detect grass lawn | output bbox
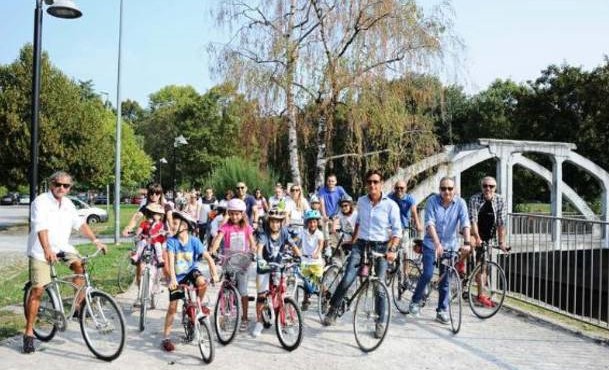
[0,242,134,340]
[90,204,139,236]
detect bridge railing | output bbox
[502,213,609,328]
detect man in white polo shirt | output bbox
[23,171,107,354]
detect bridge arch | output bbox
[384,139,609,225]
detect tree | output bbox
[211,0,322,186]
[0,45,152,190]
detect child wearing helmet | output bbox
[162,211,219,352]
[252,207,299,337]
[210,198,256,332]
[299,209,325,310]
[337,194,358,259]
[131,203,167,266]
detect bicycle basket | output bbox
[224,253,252,274]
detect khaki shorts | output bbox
[29,253,81,287]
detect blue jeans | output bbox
[411,247,449,312]
[329,240,388,322]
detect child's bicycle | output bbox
[136,242,163,332]
[179,283,214,364]
[23,249,126,361]
[213,252,252,345]
[258,254,304,351]
[288,255,325,321]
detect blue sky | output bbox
[1,0,608,107]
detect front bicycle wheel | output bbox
[80,290,126,361]
[392,259,421,314]
[139,269,150,332]
[196,317,215,363]
[213,285,241,345]
[116,253,135,293]
[318,264,340,321]
[23,283,58,342]
[447,267,462,334]
[467,261,507,319]
[275,297,303,351]
[353,279,390,353]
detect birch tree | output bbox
[210,0,321,185]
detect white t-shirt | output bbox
[338,210,358,243]
[299,228,324,263]
[27,192,84,261]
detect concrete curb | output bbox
[503,302,609,346]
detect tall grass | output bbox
[204,156,278,197]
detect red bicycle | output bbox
[259,254,303,351]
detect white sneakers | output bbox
[252,322,264,337]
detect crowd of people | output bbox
[23,169,508,354]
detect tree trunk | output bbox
[286,0,302,186]
[314,114,327,190]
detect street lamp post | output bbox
[172,135,188,197]
[30,0,81,211]
[158,157,168,185]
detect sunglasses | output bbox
[440,186,454,191]
[53,182,72,189]
[482,184,496,189]
[394,186,405,190]
[236,186,246,189]
[290,188,300,192]
[150,191,162,196]
[366,179,381,185]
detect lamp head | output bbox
[45,0,82,19]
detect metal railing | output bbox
[502,213,609,328]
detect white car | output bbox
[68,196,109,224]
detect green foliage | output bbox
[0,44,152,190]
[204,156,278,197]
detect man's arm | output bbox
[410,204,423,237]
[79,223,107,252]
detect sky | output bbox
[1,0,608,107]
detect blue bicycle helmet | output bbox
[304,209,321,222]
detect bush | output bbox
[204,157,278,198]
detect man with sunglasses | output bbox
[408,176,470,324]
[322,169,401,339]
[464,176,508,307]
[389,180,423,245]
[23,171,107,354]
[234,181,258,227]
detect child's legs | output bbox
[154,242,164,262]
[237,272,249,320]
[163,297,179,338]
[255,273,270,321]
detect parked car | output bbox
[130,195,146,205]
[19,194,30,205]
[93,194,108,204]
[0,192,20,205]
[68,196,109,224]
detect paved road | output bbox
[1,272,607,370]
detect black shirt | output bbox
[477,200,495,242]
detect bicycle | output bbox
[213,252,251,345]
[23,249,126,361]
[259,254,304,351]
[462,241,509,319]
[137,242,163,332]
[289,255,325,321]
[407,250,463,334]
[318,242,391,353]
[387,238,424,314]
[179,283,214,364]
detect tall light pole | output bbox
[159,157,168,185]
[172,135,188,197]
[30,0,81,210]
[113,0,124,244]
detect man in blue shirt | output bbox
[409,176,470,324]
[318,173,348,219]
[388,180,423,244]
[235,181,258,226]
[408,176,470,324]
[322,169,401,339]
